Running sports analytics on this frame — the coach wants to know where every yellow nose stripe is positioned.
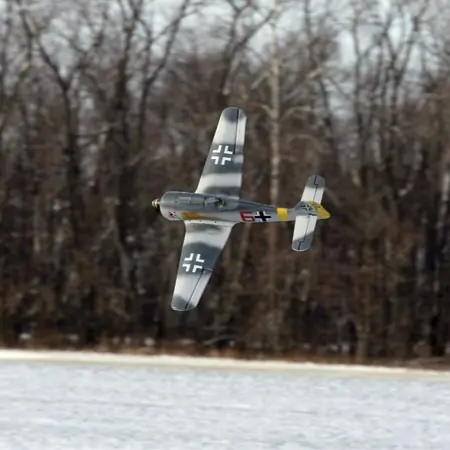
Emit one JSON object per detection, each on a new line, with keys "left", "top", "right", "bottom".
{"left": 277, "top": 207, "right": 289, "bottom": 221}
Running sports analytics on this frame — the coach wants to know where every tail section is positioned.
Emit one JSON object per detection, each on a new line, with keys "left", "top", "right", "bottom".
{"left": 292, "top": 175, "right": 329, "bottom": 252}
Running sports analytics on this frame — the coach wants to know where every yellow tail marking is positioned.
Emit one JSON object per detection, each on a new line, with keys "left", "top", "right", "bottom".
{"left": 277, "top": 207, "right": 289, "bottom": 221}
{"left": 307, "top": 201, "right": 331, "bottom": 219}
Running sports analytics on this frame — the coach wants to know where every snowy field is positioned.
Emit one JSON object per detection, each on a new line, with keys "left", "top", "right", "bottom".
{"left": 0, "top": 350, "right": 449, "bottom": 450}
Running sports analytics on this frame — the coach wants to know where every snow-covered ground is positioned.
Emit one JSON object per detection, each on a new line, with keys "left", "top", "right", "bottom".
{"left": 1, "top": 349, "right": 450, "bottom": 449}
{"left": 0, "top": 348, "right": 449, "bottom": 380}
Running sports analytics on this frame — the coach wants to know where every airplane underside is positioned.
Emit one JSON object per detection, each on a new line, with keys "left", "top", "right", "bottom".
{"left": 152, "top": 107, "right": 330, "bottom": 311}
{"left": 159, "top": 191, "right": 296, "bottom": 224}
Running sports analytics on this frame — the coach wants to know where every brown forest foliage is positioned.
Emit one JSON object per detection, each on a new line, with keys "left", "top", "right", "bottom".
{"left": 0, "top": 0, "right": 449, "bottom": 362}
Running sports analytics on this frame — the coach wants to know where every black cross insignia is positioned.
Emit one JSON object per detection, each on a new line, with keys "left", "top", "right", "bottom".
{"left": 254, "top": 211, "right": 272, "bottom": 222}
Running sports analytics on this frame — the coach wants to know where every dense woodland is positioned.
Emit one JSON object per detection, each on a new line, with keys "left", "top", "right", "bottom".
{"left": 1, "top": 0, "right": 450, "bottom": 363}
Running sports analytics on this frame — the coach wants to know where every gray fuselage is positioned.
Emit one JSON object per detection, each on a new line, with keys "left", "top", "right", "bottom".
{"left": 158, "top": 191, "right": 300, "bottom": 224}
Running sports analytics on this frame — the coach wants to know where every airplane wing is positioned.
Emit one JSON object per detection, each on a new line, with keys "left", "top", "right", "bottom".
{"left": 171, "top": 222, "right": 234, "bottom": 311}
{"left": 292, "top": 175, "right": 327, "bottom": 251}
{"left": 195, "top": 107, "right": 247, "bottom": 198}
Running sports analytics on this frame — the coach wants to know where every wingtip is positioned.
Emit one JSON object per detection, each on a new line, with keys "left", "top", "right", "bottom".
{"left": 171, "top": 295, "right": 196, "bottom": 312}
{"left": 292, "top": 243, "right": 311, "bottom": 252}
{"left": 220, "top": 106, "right": 246, "bottom": 122}
{"left": 307, "top": 174, "right": 326, "bottom": 187}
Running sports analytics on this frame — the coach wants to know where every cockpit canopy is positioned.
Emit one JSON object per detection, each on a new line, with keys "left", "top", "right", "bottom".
{"left": 155, "top": 191, "right": 231, "bottom": 216}
{"left": 176, "top": 194, "right": 225, "bottom": 209}
{"left": 204, "top": 196, "right": 225, "bottom": 207}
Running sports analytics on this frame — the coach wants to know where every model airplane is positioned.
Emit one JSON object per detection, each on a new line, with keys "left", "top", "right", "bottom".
{"left": 152, "top": 107, "right": 330, "bottom": 311}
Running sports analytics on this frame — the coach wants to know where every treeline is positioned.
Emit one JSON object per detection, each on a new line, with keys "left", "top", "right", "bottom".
{"left": 0, "top": 0, "right": 449, "bottom": 362}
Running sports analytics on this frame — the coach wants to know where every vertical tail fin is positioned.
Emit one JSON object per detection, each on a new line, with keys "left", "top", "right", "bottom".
{"left": 292, "top": 175, "right": 329, "bottom": 252}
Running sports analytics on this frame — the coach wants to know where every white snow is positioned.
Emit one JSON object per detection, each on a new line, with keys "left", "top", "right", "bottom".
{"left": 0, "top": 349, "right": 449, "bottom": 379}
{"left": 1, "top": 348, "right": 450, "bottom": 449}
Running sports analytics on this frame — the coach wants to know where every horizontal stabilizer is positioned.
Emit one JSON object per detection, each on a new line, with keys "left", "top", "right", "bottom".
{"left": 292, "top": 215, "right": 318, "bottom": 252}
{"left": 291, "top": 174, "right": 327, "bottom": 252}
{"left": 299, "top": 174, "right": 325, "bottom": 204}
